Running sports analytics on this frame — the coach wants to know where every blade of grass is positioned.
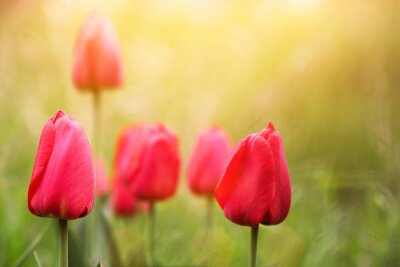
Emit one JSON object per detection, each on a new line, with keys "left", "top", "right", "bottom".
{"left": 98, "top": 207, "right": 124, "bottom": 267}
{"left": 33, "top": 250, "right": 43, "bottom": 267}
{"left": 12, "top": 223, "right": 49, "bottom": 267}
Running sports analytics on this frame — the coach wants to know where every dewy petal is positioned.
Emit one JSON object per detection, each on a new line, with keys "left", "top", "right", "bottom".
{"left": 215, "top": 135, "right": 276, "bottom": 227}
{"left": 28, "top": 113, "right": 95, "bottom": 219}
{"left": 261, "top": 131, "right": 291, "bottom": 225}
{"left": 135, "top": 131, "right": 180, "bottom": 200}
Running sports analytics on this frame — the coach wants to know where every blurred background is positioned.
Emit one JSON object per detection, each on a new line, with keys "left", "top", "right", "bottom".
{"left": 1, "top": 0, "right": 400, "bottom": 266}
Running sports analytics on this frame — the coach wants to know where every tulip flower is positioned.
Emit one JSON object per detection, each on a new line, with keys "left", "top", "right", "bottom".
{"left": 28, "top": 109, "right": 95, "bottom": 267}
{"left": 28, "top": 110, "right": 95, "bottom": 219}
{"left": 113, "top": 123, "right": 179, "bottom": 265}
{"left": 187, "top": 126, "right": 233, "bottom": 227}
{"left": 214, "top": 123, "right": 291, "bottom": 267}
{"left": 134, "top": 123, "right": 180, "bottom": 266}
{"left": 188, "top": 127, "right": 233, "bottom": 195}
{"left": 111, "top": 124, "right": 150, "bottom": 218}
{"left": 72, "top": 12, "right": 123, "bottom": 156}
{"left": 72, "top": 13, "right": 123, "bottom": 91}
{"left": 133, "top": 124, "right": 180, "bottom": 201}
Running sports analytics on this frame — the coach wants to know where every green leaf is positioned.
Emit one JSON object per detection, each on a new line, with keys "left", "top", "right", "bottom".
{"left": 12, "top": 223, "right": 49, "bottom": 267}
{"left": 33, "top": 250, "right": 43, "bottom": 267}
{"left": 98, "top": 207, "right": 124, "bottom": 267}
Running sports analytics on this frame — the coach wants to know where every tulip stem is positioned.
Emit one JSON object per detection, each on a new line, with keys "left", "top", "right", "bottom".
{"left": 59, "top": 219, "right": 68, "bottom": 267}
{"left": 207, "top": 196, "right": 213, "bottom": 229}
{"left": 149, "top": 202, "right": 156, "bottom": 266}
{"left": 93, "top": 89, "right": 101, "bottom": 154}
{"left": 250, "top": 225, "right": 259, "bottom": 267}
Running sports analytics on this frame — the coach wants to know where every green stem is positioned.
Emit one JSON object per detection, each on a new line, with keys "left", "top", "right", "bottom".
{"left": 149, "top": 202, "right": 156, "bottom": 266}
{"left": 93, "top": 89, "right": 101, "bottom": 154}
{"left": 207, "top": 196, "right": 213, "bottom": 229}
{"left": 250, "top": 225, "right": 259, "bottom": 267}
{"left": 59, "top": 219, "right": 68, "bottom": 267}
{"left": 90, "top": 89, "right": 101, "bottom": 265}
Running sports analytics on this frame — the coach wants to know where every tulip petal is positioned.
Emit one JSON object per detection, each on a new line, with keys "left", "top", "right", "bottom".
{"left": 112, "top": 179, "right": 136, "bottom": 217}
{"left": 135, "top": 133, "right": 180, "bottom": 200}
{"left": 262, "top": 132, "right": 291, "bottom": 225}
{"left": 28, "top": 120, "right": 55, "bottom": 215}
{"left": 215, "top": 135, "right": 276, "bottom": 226}
{"left": 114, "top": 125, "right": 150, "bottom": 186}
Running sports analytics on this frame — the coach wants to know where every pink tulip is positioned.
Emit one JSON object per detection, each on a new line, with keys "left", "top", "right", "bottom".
{"left": 72, "top": 13, "right": 123, "bottom": 90}
{"left": 187, "top": 127, "right": 233, "bottom": 196}
{"left": 215, "top": 123, "right": 291, "bottom": 227}
{"left": 133, "top": 124, "right": 180, "bottom": 201}
{"left": 28, "top": 110, "right": 95, "bottom": 220}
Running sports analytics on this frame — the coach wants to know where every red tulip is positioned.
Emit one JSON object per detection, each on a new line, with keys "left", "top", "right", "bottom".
{"left": 111, "top": 124, "right": 150, "bottom": 216}
{"left": 136, "top": 200, "right": 151, "bottom": 213}
{"left": 113, "top": 124, "right": 152, "bottom": 187}
{"left": 111, "top": 177, "right": 151, "bottom": 217}
{"left": 28, "top": 110, "right": 95, "bottom": 220}
{"left": 72, "top": 13, "right": 123, "bottom": 90}
{"left": 215, "top": 123, "right": 291, "bottom": 227}
{"left": 187, "top": 127, "right": 233, "bottom": 196}
{"left": 133, "top": 124, "right": 180, "bottom": 201}
{"left": 95, "top": 156, "right": 108, "bottom": 197}
{"left": 112, "top": 178, "right": 136, "bottom": 217}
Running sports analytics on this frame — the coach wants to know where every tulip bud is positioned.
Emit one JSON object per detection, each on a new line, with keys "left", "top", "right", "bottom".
{"left": 28, "top": 110, "right": 95, "bottom": 220}
{"left": 72, "top": 13, "right": 123, "bottom": 90}
{"left": 133, "top": 124, "right": 181, "bottom": 201}
{"left": 215, "top": 123, "right": 291, "bottom": 227}
{"left": 187, "top": 127, "right": 233, "bottom": 196}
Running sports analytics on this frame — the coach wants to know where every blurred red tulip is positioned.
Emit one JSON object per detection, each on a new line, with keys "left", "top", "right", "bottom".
{"left": 112, "top": 178, "right": 136, "bottom": 217}
{"left": 187, "top": 127, "right": 233, "bottom": 196}
{"left": 111, "top": 124, "right": 150, "bottom": 216}
{"left": 72, "top": 13, "right": 123, "bottom": 90}
{"left": 28, "top": 110, "right": 95, "bottom": 220}
{"left": 111, "top": 178, "right": 151, "bottom": 217}
{"left": 96, "top": 156, "right": 108, "bottom": 197}
{"left": 133, "top": 124, "right": 180, "bottom": 201}
{"left": 215, "top": 123, "right": 291, "bottom": 227}
{"left": 113, "top": 124, "right": 151, "bottom": 187}
{"left": 136, "top": 200, "right": 151, "bottom": 213}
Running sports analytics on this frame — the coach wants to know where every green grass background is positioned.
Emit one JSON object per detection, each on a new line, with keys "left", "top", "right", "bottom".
{"left": 1, "top": 0, "right": 400, "bottom": 266}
